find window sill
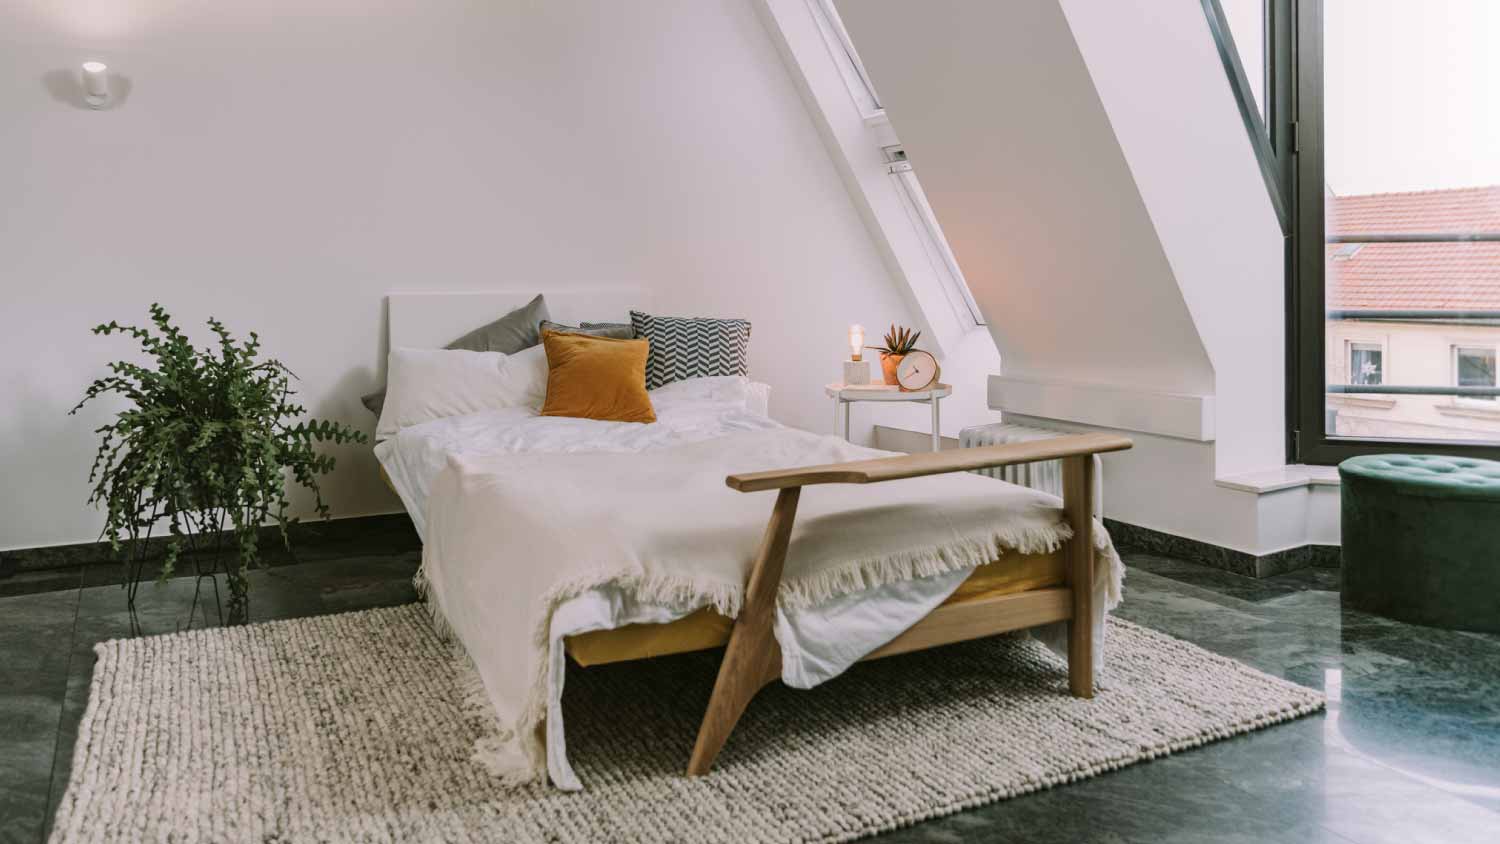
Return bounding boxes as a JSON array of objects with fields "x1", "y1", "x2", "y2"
[
  {"x1": 1436, "y1": 402, "x2": 1500, "y2": 421},
  {"x1": 1215, "y1": 465, "x2": 1341, "y2": 494},
  {"x1": 1328, "y1": 395, "x2": 1397, "y2": 411}
]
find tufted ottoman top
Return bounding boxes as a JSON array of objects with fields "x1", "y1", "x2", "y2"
[{"x1": 1339, "y1": 454, "x2": 1500, "y2": 501}]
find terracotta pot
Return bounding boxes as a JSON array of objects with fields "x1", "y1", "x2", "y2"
[{"x1": 880, "y1": 352, "x2": 904, "y2": 385}]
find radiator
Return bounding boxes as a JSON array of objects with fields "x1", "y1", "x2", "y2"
[{"x1": 958, "y1": 422, "x2": 1105, "y2": 518}]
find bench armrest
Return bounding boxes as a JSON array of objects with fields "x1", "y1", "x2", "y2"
[{"x1": 725, "y1": 432, "x2": 1133, "y2": 492}]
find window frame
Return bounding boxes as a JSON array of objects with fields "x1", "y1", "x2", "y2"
[
  {"x1": 810, "y1": 0, "x2": 884, "y2": 119},
  {"x1": 793, "y1": 0, "x2": 988, "y2": 335},
  {"x1": 1453, "y1": 345, "x2": 1499, "y2": 406},
  {"x1": 1202, "y1": 0, "x2": 1289, "y2": 229},
  {"x1": 1348, "y1": 341, "x2": 1384, "y2": 387},
  {"x1": 885, "y1": 153, "x2": 986, "y2": 327}
]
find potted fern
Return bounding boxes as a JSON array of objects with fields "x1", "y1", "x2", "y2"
[
  {"x1": 868, "y1": 324, "x2": 922, "y2": 386},
  {"x1": 72, "y1": 304, "x2": 367, "y2": 626}
]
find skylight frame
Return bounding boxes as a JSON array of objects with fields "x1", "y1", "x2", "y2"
[
  {"x1": 801, "y1": 0, "x2": 987, "y2": 331},
  {"x1": 1291, "y1": 0, "x2": 1500, "y2": 462},
  {"x1": 808, "y1": 0, "x2": 885, "y2": 120},
  {"x1": 885, "y1": 152, "x2": 986, "y2": 327}
]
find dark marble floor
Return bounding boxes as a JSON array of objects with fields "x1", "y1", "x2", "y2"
[{"x1": 2, "y1": 549, "x2": 1497, "y2": 844}]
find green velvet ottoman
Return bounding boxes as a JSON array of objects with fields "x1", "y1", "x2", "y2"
[{"x1": 1339, "y1": 454, "x2": 1500, "y2": 633}]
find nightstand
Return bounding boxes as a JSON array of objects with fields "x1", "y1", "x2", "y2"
[{"x1": 825, "y1": 383, "x2": 952, "y2": 452}]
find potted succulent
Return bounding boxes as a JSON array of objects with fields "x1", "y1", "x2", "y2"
[
  {"x1": 868, "y1": 324, "x2": 922, "y2": 386},
  {"x1": 72, "y1": 304, "x2": 367, "y2": 627}
]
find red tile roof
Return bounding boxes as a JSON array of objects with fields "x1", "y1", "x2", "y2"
[{"x1": 1327, "y1": 185, "x2": 1500, "y2": 311}]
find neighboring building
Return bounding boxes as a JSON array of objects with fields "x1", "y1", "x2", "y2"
[{"x1": 1325, "y1": 185, "x2": 1500, "y2": 442}]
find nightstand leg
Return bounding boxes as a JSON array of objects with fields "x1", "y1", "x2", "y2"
[
  {"x1": 931, "y1": 397, "x2": 941, "y2": 452},
  {"x1": 844, "y1": 400, "x2": 852, "y2": 441},
  {"x1": 833, "y1": 397, "x2": 840, "y2": 438}
]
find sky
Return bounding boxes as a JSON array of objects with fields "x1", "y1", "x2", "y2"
[
  {"x1": 1323, "y1": 0, "x2": 1500, "y2": 196},
  {"x1": 1223, "y1": 0, "x2": 1499, "y2": 197}
]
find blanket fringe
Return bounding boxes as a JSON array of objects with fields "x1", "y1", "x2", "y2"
[
  {"x1": 509, "y1": 568, "x2": 750, "y2": 779},
  {"x1": 449, "y1": 641, "x2": 543, "y2": 785},
  {"x1": 776, "y1": 521, "x2": 1074, "y2": 610},
  {"x1": 412, "y1": 563, "x2": 430, "y2": 600},
  {"x1": 412, "y1": 562, "x2": 459, "y2": 642},
  {"x1": 428, "y1": 516, "x2": 1128, "y2": 788}
]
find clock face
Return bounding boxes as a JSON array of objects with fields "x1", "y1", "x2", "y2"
[{"x1": 896, "y1": 350, "x2": 939, "y2": 391}]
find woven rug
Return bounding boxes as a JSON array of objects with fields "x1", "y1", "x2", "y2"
[{"x1": 52, "y1": 604, "x2": 1322, "y2": 843}]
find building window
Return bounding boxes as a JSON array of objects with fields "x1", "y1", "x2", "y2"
[
  {"x1": 1349, "y1": 342, "x2": 1383, "y2": 386},
  {"x1": 1455, "y1": 346, "x2": 1497, "y2": 403}
]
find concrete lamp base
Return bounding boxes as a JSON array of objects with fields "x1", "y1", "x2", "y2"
[{"x1": 842, "y1": 359, "x2": 871, "y2": 385}]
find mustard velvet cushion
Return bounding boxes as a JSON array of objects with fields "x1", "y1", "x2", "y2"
[{"x1": 540, "y1": 330, "x2": 657, "y2": 423}]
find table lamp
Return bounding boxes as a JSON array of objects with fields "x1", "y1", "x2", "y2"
[{"x1": 843, "y1": 324, "x2": 871, "y2": 385}]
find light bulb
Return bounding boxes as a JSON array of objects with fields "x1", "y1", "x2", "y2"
[{"x1": 848, "y1": 324, "x2": 864, "y2": 362}]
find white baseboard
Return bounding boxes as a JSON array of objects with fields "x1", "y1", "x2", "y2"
[
  {"x1": 872, "y1": 425, "x2": 960, "y2": 453},
  {"x1": 987, "y1": 375, "x2": 1214, "y2": 441}
]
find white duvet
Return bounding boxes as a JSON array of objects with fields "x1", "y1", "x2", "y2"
[
  {"x1": 375, "y1": 376, "x2": 1123, "y2": 790},
  {"x1": 378, "y1": 376, "x2": 778, "y2": 540}
]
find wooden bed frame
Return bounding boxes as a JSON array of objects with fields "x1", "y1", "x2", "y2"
[{"x1": 685, "y1": 431, "x2": 1133, "y2": 776}]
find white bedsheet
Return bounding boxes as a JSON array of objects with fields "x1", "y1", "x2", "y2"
[
  {"x1": 375, "y1": 376, "x2": 1120, "y2": 790},
  {"x1": 377, "y1": 376, "x2": 777, "y2": 540}
]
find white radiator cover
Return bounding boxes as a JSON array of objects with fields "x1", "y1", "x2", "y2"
[{"x1": 959, "y1": 423, "x2": 1105, "y2": 518}]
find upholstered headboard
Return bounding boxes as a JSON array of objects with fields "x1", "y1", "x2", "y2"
[{"x1": 386, "y1": 288, "x2": 652, "y2": 350}]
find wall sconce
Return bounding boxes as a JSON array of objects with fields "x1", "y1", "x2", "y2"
[{"x1": 82, "y1": 61, "x2": 110, "y2": 109}]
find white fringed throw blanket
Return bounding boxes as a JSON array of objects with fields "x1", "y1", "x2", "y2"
[{"x1": 419, "y1": 428, "x2": 1123, "y2": 787}]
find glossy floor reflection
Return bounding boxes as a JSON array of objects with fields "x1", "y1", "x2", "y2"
[{"x1": 1, "y1": 549, "x2": 1495, "y2": 844}]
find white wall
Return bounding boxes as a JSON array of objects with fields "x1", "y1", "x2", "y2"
[
  {"x1": 837, "y1": 0, "x2": 1303, "y2": 553},
  {"x1": 756, "y1": 0, "x2": 1005, "y2": 443},
  {"x1": 0, "y1": 0, "x2": 927, "y2": 550},
  {"x1": 1058, "y1": 0, "x2": 1286, "y2": 478},
  {"x1": 836, "y1": 0, "x2": 1217, "y2": 399}
]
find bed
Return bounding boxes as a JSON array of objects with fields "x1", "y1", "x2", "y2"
[{"x1": 374, "y1": 291, "x2": 1131, "y2": 790}]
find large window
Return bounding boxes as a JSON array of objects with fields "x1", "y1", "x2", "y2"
[{"x1": 1289, "y1": 0, "x2": 1500, "y2": 461}]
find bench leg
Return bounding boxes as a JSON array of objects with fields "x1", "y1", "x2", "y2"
[
  {"x1": 687, "y1": 487, "x2": 800, "y2": 776},
  {"x1": 1062, "y1": 454, "x2": 1095, "y2": 698}
]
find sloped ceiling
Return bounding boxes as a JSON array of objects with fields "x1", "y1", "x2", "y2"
[{"x1": 835, "y1": 0, "x2": 1214, "y2": 397}]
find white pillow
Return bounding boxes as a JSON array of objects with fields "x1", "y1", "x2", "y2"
[
  {"x1": 499, "y1": 343, "x2": 549, "y2": 409},
  {"x1": 375, "y1": 346, "x2": 548, "y2": 438},
  {"x1": 646, "y1": 375, "x2": 772, "y2": 418}
]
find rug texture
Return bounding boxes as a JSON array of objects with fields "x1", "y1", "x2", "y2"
[{"x1": 52, "y1": 604, "x2": 1323, "y2": 843}]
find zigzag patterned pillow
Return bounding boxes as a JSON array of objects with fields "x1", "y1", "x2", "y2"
[{"x1": 630, "y1": 311, "x2": 752, "y2": 390}]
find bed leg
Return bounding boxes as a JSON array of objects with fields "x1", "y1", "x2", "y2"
[
  {"x1": 687, "y1": 486, "x2": 800, "y2": 776},
  {"x1": 1062, "y1": 455, "x2": 1095, "y2": 698}
]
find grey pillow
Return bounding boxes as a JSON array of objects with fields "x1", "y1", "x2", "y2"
[
  {"x1": 362, "y1": 294, "x2": 552, "y2": 415},
  {"x1": 447, "y1": 293, "x2": 550, "y2": 354},
  {"x1": 629, "y1": 310, "x2": 751, "y2": 390},
  {"x1": 539, "y1": 319, "x2": 635, "y2": 340}
]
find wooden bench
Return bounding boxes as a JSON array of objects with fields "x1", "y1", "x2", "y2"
[{"x1": 687, "y1": 432, "x2": 1133, "y2": 775}]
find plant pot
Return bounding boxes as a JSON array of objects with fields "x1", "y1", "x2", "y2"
[{"x1": 880, "y1": 353, "x2": 905, "y2": 386}]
